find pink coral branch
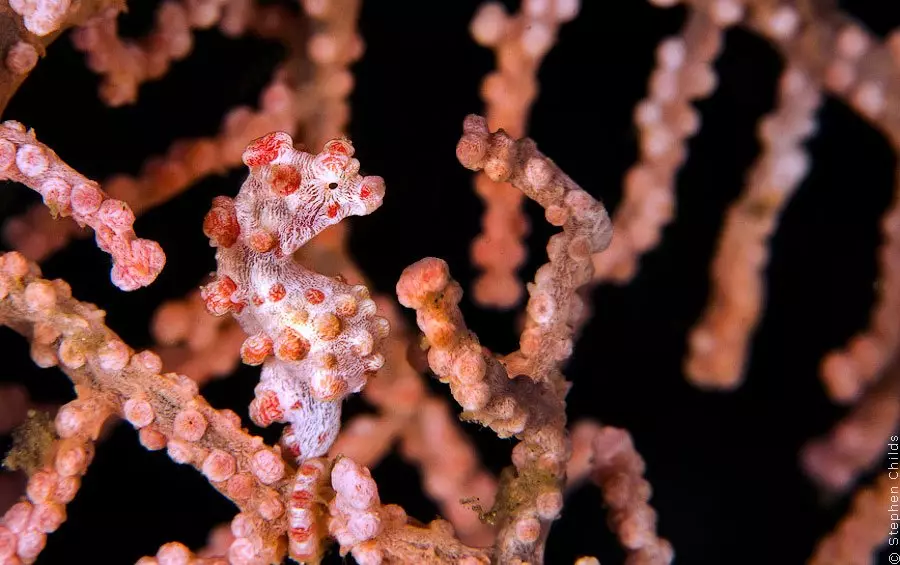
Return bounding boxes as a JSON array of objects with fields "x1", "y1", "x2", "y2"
[
  {"x1": 296, "y1": 0, "x2": 364, "y2": 150},
  {"x1": 1, "y1": 394, "x2": 112, "y2": 564},
  {"x1": 802, "y1": 368, "x2": 900, "y2": 493},
  {"x1": 0, "y1": 0, "x2": 124, "y2": 113},
  {"x1": 686, "y1": 62, "x2": 821, "y2": 389},
  {"x1": 328, "y1": 456, "x2": 489, "y2": 564},
  {"x1": 809, "y1": 473, "x2": 897, "y2": 564},
  {"x1": 0, "y1": 122, "x2": 165, "y2": 291},
  {"x1": 4, "y1": 67, "x2": 296, "y2": 263},
  {"x1": 71, "y1": 0, "x2": 263, "y2": 106},
  {"x1": 467, "y1": 0, "x2": 579, "y2": 307},
  {"x1": 587, "y1": 425, "x2": 673, "y2": 564},
  {"x1": 455, "y1": 114, "x2": 612, "y2": 385},
  {"x1": 591, "y1": 7, "x2": 728, "y2": 284},
  {"x1": 398, "y1": 115, "x2": 613, "y2": 564},
  {"x1": 0, "y1": 251, "x2": 294, "y2": 564}
]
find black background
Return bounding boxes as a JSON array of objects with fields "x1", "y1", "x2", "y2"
[{"x1": 2, "y1": 1, "x2": 900, "y2": 563}]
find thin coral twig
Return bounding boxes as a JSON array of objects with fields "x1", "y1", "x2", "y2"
[{"x1": 398, "y1": 115, "x2": 612, "y2": 564}]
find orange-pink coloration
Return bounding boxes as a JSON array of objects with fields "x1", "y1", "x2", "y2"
[
  {"x1": 314, "y1": 313, "x2": 341, "y2": 341},
  {"x1": 269, "y1": 163, "x2": 301, "y2": 195},
  {"x1": 24, "y1": 281, "x2": 56, "y2": 310},
  {"x1": 249, "y1": 389, "x2": 284, "y2": 427},
  {"x1": 334, "y1": 295, "x2": 357, "y2": 317},
  {"x1": 291, "y1": 490, "x2": 312, "y2": 505},
  {"x1": 54, "y1": 477, "x2": 79, "y2": 505},
  {"x1": 55, "y1": 446, "x2": 88, "y2": 477},
  {"x1": 396, "y1": 257, "x2": 451, "y2": 308},
  {"x1": 203, "y1": 196, "x2": 240, "y2": 248},
  {"x1": 173, "y1": 409, "x2": 207, "y2": 442},
  {"x1": 202, "y1": 276, "x2": 239, "y2": 316},
  {"x1": 6, "y1": 41, "x2": 38, "y2": 75},
  {"x1": 241, "y1": 333, "x2": 274, "y2": 366},
  {"x1": 515, "y1": 518, "x2": 541, "y2": 543},
  {"x1": 283, "y1": 439, "x2": 301, "y2": 461},
  {"x1": 249, "y1": 230, "x2": 277, "y2": 253},
  {"x1": 131, "y1": 350, "x2": 163, "y2": 375},
  {"x1": 357, "y1": 176, "x2": 383, "y2": 201},
  {"x1": 0, "y1": 525, "x2": 16, "y2": 558},
  {"x1": 167, "y1": 439, "x2": 193, "y2": 464},
  {"x1": 97, "y1": 200, "x2": 136, "y2": 232},
  {"x1": 317, "y1": 140, "x2": 354, "y2": 176},
  {"x1": 276, "y1": 328, "x2": 311, "y2": 361},
  {"x1": 323, "y1": 139, "x2": 352, "y2": 156},
  {"x1": 26, "y1": 471, "x2": 56, "y2": 503},
  {"x1": 3, "y1": 123, "x2": 166, "y2": 290},
  {"x1": 312, "y1": 377, "x2": 347, "y2": 401},
  {"x1": 242, "y1": 131, "x2": 293, "y2": 167},
  {"x1": 69, "y1": 183, "x2": 103, "y2": 216},
  {"x1": 16, "y1": 144, "x2": 48, "y2": 176},
  {"x1": 268, "y1": 283, "x2": 286, "y2": 301},
  {"x1": 305, "y1": 288, "x2": 325, "y2": 304},
  {"x1": 123, "y1": 398, "x2": 155, "y2": 428},
  {"x1": 258, "y1": 492, "x2": 285, "y2": 520},
  {"x1": 39, "y1": 178, "x2": 70, "y2": 214},
  {"x1": 0, "y1": 140, "x2": 15, "y2": 170},
  {"x1": 202, "y1": 450, "x2": 237, "y2": 482},
  {"x1": 110, "y1": 239, "x2": 167, "y2": 291},
  {"x1": 250, "y1": 450, "x2": 285, "y2": 484},
  {"x1": 225, "y1": 475, "x2": 254, "y2": 501},
  {"x1": 139, "y1": 428, "x2": 167, "y2": 451}
]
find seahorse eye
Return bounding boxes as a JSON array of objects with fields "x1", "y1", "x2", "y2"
[{"x1": 328, "y1": 182, "x2": 338, "y2": 189}]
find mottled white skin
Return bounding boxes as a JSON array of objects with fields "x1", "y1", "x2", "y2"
[
  {"x1": 232, "y1": 139, "x2": 383, "y2": 257},
  {"x1": 205, "y1": 134, "x2": 388, "y2": 461}
]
